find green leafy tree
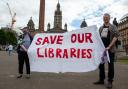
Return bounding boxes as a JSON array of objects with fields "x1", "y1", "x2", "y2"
[
  {"x1": 0, "y1": 30, "x2": 6, "y2": 45},
  {"x1": 6, "y1": 31, "x2": 17, "y2": 45},
  {"x1": 0, "y1": 29, "x2": 17, "y2": 45}
]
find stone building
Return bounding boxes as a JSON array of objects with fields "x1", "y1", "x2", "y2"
[
  {"x1": 27, "y1": 17, "x2": 35, "y2": 34},
  {"x1": 117, "y1": 14, "x2": 128, "y2": 55},
  {"x1": 46, "y1": 1, "x2": 67, "y2": 33}
]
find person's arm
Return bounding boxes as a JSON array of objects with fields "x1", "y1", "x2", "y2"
[
  {"x1": 20, "y1": 45, "x2": 27, "y2": 52},
  {"x1": 106, "y1": 25, "x2": 120, "y2": 50},
  {"x1": 106, "y1": 37, "x2": 117, "y2": 50}
]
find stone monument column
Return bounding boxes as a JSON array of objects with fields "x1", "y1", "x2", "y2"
[{"x1": 39, "y1": 0, "x2": 45, "y2": 32}]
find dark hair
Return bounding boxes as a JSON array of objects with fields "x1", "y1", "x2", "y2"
[{"x1": 104, "y1": 13, "x2": 110, "y2": 18}]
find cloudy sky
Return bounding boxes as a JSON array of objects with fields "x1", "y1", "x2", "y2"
[{"x1": 0, "y1": 0, "x2": 128, "y2": 31}]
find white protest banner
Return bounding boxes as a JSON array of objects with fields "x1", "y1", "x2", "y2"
[{"x1": 28, "y1": 25, "x2": 108, "y2": 73}]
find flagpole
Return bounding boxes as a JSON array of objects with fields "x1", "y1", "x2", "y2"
[{"x1": 39, "y1": 0, "x2": 45, "y2": 32}]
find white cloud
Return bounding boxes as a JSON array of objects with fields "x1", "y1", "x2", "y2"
[
  {"x1": 0, "y1": 0, "x2": 39, "y2": 28},
  {"x1": 0, "y1": 0, "x2": 128, "y2": 31},
  {"x1": 105, "y1": 0, "x2": 128, "y2": 21}
]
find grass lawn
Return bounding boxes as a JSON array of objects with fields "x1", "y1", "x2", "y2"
[{"x1": 117, "y1": 56, "x2": 128, "y2": 64}]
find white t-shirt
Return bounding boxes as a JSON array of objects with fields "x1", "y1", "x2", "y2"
[
  {"x1": 8, "y1": 45, "x2": 13, "y2": 51},
  {"x1": 101, "y1": 28, "x2": 109, "y2": 38}
]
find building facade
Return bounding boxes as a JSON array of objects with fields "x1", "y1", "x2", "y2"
[
  {"x1": 46, "y1": 1, "x2": 67, "y2": 33},
  {"x1": 27, "y1": 17, "x2": 35, "y2": 33},
  {"x1": 118, "y1": 14, "x2": 128, "y2": 55},
  {"x1": 26, "y1": 17, "x2": 39, "y2": 37}
]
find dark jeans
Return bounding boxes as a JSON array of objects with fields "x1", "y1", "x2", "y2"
[
  {"x1": 99, "y1": 51, "x2": 115, "y2": 82},
  {"x1": 18, "y1": 51, "x2": 30, "y2": 74}
]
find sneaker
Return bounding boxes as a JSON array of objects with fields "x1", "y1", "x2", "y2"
[
  {"x1": 17, "y1": 74, "x2": 22, "y2": 78},
  {"x1": 93, "y1": 80, "x2": 104, "y2": 85},
  {"x1": 26, "y1": 74, "x2": 30, "y2": 79},
  {"x1": 106, "y1": 81, "x2": 113, "y2": 89}
]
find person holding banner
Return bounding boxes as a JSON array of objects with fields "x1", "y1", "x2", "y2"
[
  {"x1": 93, "y1": 13, "x2": 119, "y2": 89},
  {"x1": 17, "y1": 27, "x2": 33, "y2": 79}
]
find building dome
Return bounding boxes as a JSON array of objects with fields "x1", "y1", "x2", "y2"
[
  {"x1": 27, "y1": 17, "x2": 35, "y2": 32},
  {"x1": 27, "y1": 17, "x2": 34, "y2": 26},
  {"x1": 80, "y1": 19, "x2": 87, "y2": 28}
]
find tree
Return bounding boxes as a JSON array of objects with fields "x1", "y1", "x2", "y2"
[
  {"x1": 6, "y1": 31, "x2": 17, "y2": 45},
  {"x1": 0, "y1": 29, "x2": 17, "y2": 45},
  {"x1": 0, "y1": 30, "x2": 6, "y2": 45}
]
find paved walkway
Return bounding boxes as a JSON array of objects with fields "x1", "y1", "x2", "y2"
[{"x1": 0, "y1": 51, "x2": 128, "y2": 89}]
